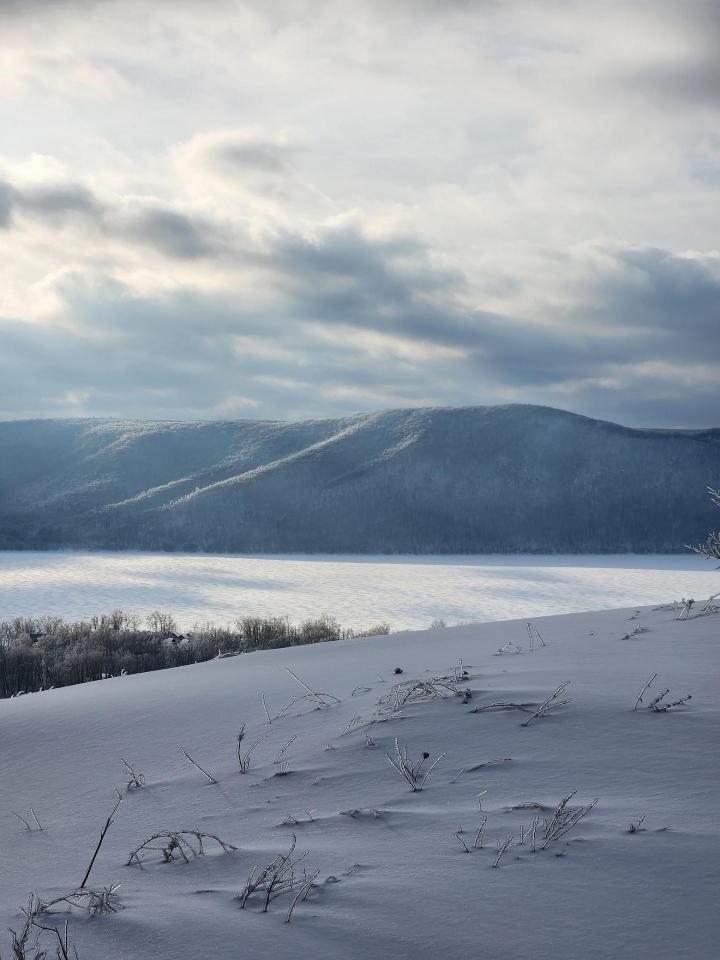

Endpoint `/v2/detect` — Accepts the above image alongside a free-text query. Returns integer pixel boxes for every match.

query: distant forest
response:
[1,406,718,553]
[0,612,390,699]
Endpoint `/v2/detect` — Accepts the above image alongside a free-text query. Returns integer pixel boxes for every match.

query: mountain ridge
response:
[1,404,718,553]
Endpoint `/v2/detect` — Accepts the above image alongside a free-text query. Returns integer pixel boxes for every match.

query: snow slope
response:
[1,602,718,959]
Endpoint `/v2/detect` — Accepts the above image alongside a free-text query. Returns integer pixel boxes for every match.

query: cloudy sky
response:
[0,0,718,426]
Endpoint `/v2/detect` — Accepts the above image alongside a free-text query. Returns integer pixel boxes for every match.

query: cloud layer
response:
[0,0,718,426]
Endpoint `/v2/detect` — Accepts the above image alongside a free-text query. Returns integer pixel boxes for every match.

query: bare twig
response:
[237,725,269,773]
[493,835,514,867]
[178,746,218,784]
[633,673,657,710]
[80,794,122,888]
[521,682,572,727]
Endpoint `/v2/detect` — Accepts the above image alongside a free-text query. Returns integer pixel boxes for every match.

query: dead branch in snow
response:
[469,758,513,770]
[80,794,122,889]
[10,900,81,960]
[648,689,692,712]
[284,667,341,708]
[526,622,547,652]
[127,830,237,867]
[120,758,145,790]
[378,676,466,716]
[178,746,218,784]
[237,725,268,773]
[530,816,541,852]
[273,735,297,764]
[495,641,522,656]
[620,625,649,640]
[521,682,572,727]
[33,884,122,917]
[542,792,598,848]
[674,598,695,620]
[470,701,535,714]
[455,832,470,853]
[492,836,514,867]
[385,738,446,791]
[633,673,657,710]
[238,834,312,912]
[11,807,44,832]
[285,869,320,923]
[474,816,488,849]
[628,816,646,833]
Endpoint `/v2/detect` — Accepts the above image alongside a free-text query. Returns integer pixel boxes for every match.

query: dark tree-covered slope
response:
[0,405,717,553]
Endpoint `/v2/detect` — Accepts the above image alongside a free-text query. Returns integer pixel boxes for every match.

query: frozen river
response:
[0,551,716,631]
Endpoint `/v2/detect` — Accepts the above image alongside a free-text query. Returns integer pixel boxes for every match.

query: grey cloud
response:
[120,208,224,260]
[0,181,14,227]
[208,140,294,175]
[0,173,225,260]
[0,188,717,425]
[17,183,104,220]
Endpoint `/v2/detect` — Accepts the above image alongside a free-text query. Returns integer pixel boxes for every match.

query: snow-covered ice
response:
[1,600,718,959]
[0,550,717,630]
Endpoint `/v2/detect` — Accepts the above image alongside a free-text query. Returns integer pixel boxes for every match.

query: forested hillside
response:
[0,405,718,553]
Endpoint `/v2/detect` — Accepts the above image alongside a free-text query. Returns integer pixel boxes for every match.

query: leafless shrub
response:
[238,835,314,912]
[542,792,597,848]
[521,681,572,727]
[127,831,237,867]
[495,641,522,656]
[33,885,121,917]
[378,676,464,716]
[236,725,268,773]
[385,738,445,791]
[674,598,695,620]
[7,897,82,960]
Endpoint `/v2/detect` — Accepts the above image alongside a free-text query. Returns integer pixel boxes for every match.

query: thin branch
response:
[178,746,218,784]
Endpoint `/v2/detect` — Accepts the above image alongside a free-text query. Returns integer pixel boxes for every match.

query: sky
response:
[0,0,718,427]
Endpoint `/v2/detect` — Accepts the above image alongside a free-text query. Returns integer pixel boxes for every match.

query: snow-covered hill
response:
[1,404,719,552]
[2,602,718,959]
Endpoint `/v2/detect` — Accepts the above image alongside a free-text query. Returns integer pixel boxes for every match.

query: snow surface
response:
[1,601,718,959]
[0,550,718,630]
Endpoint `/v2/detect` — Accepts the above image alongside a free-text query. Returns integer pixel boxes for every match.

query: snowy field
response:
[0,551,717,630]
[1,601,718,959]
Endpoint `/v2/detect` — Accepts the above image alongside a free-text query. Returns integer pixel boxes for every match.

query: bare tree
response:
[691,487,720,561]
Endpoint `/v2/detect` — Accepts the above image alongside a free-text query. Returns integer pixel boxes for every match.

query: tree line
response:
[0,611,390,699]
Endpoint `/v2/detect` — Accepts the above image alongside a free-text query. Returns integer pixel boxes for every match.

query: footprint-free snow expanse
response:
[1,602,718,959]
[0,550,717,630]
